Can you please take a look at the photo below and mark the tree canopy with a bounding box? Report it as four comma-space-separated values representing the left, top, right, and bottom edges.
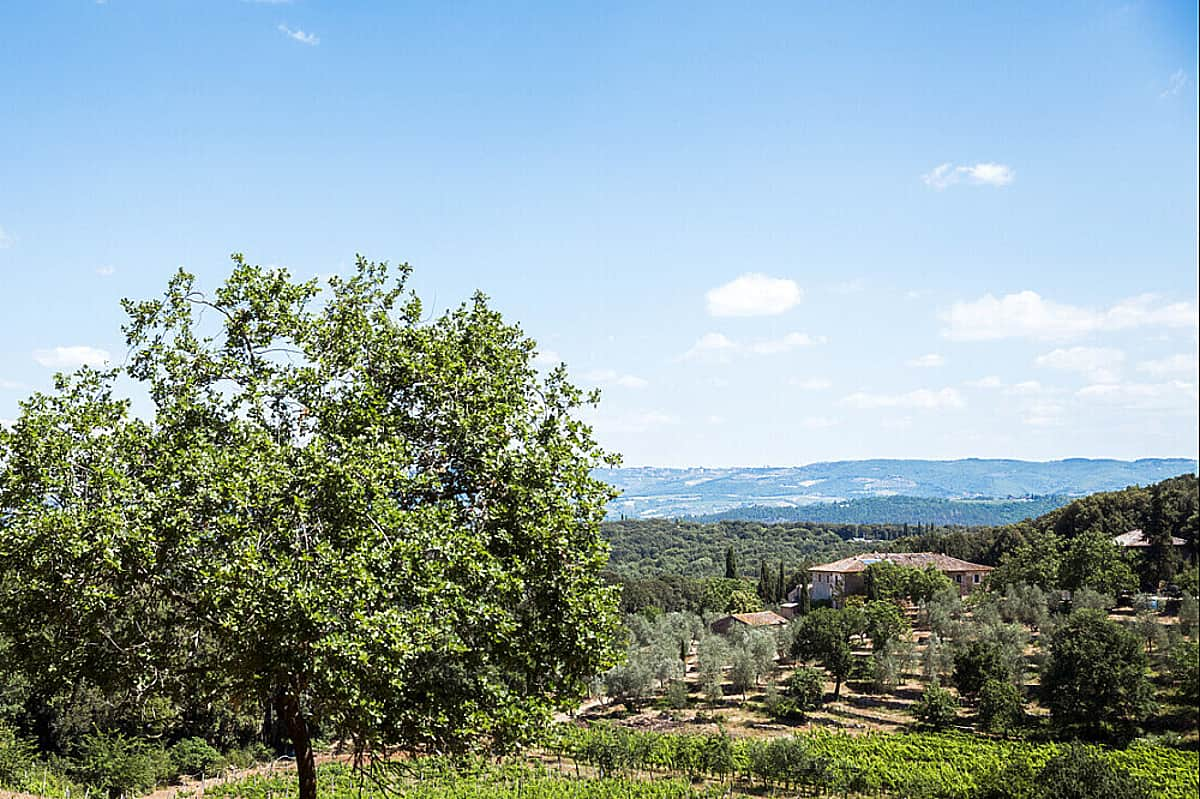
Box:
0, 258, 622, 799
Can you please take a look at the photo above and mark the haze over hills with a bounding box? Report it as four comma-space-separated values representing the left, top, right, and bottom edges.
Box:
599, 458, 1197, 522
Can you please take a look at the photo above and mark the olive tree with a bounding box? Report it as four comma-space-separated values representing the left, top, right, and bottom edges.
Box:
0, 258, 622, 799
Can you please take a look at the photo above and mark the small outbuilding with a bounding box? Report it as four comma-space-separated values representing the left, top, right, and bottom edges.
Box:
1112, 529, 1187, 548
710, 610, 789, 635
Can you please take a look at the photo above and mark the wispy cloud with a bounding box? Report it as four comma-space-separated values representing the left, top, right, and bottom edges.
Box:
941, 291, 1198, 341
682, 331, 821, 361
278, 24, 319, 46
746, 332, 819, 355
1160, 69, 1187, 99
800, 416, 839, 429
682, 333, 738, 361
1076, 380, 1198, 411
532, 349, 562, 368
790, 377, 833, 390
1035, 346, 1124, 383
1138, 353, 1198, 377
964, 375, 1003, 389
582, 369, 649, 389
96, 265, 115, 277
32, 345, 111, 369
0, 227, 13, 249
706, 273, 802, 317
842, 387, 965, 410
906, 353, 945, 368
1023, 401, 1065, 427
829, 278, 865, 295
922, 162, 1014, 189
592, 409, 681, 434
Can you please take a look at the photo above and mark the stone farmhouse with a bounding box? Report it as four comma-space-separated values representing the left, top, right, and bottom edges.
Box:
792, 552, 993, 607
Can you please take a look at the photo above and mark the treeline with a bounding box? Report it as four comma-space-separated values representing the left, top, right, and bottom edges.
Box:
602, 519, 928, 578
604, 475, 1198, 595
693, 494, 1073, 526
895, 474, 1198, 593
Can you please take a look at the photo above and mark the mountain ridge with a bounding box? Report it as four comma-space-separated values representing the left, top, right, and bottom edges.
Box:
599, 458, 1196, 521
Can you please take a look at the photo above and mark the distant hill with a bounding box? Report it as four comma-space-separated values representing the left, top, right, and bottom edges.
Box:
599, 458, 1196, 521
694, 495, 1073, 526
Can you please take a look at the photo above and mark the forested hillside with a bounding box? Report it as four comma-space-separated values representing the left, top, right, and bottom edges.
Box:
694, 494, 1072, 526
602, 518, 896, 578
603, 474, 1199, 589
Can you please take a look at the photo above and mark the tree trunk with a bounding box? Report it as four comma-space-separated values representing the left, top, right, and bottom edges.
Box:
278, 693, 317, 799
833, 676, 842, 699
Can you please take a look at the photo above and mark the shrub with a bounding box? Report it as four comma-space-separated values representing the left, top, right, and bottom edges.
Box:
1036, 744, 1151, 799
1165, 639, 1199, 704
665, 679, 689, 710
977, 679, 1024, 733
910, 684, 958, 729
224, 742, 273, 770
67, 731, 170, 799
169, 736, 225, 778
0, 724, 37, 785
953, 640, 1010, 697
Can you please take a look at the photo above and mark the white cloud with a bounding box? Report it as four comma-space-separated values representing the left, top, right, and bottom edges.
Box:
746, 332, 818, 355
906, 353, 945, 368
0, 227, 13, 249
1035, 346, 1125, 383
1161, 69, 1187, 99
1138, 353, 1198, 377
830, 278, 865, 295
941, 291, 1198, 341
1023, 402, 1065, 427
1006, 380, 1045, 396
800, 416, 839, 429
922, 162, 1014, 189
32, 346, 112, 369
1076, 381, 1198, 410
682, 332, 738, 361
965, 375, 1003, 389
682, 331, 820, 361
278, 24, 319, 45
96, 265, 115, 276
532, 349, 561, 368
582, 369, 649, 389
705, 273, 802, 317
790, 377, 833, 390
842, 387, 965, 410
595, 410, 681, 434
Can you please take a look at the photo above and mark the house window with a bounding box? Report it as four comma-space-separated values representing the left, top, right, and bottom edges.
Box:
954, 574, 962, 583
973, 574, 981, 584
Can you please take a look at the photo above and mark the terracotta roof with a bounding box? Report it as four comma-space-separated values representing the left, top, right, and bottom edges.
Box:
809, 552, 993, 574
728, 611, 789, 626
1113, 529, 1187, 547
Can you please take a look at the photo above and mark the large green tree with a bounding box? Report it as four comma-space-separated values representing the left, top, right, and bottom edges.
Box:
1041, 610, 1154, 740
0, 258, 622, 799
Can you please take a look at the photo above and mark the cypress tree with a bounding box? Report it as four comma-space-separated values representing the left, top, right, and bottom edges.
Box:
725, 546, 738, 579
777, 561, 786, 603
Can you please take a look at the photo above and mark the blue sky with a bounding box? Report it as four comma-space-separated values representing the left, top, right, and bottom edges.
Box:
1, 1, 1196, 466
